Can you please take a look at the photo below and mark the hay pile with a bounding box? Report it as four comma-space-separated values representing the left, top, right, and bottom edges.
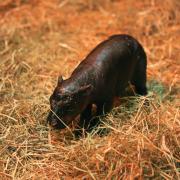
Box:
0, 0, 179, 179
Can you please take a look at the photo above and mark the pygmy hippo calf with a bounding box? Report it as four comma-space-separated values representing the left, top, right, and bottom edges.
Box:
47, 34, 147, 133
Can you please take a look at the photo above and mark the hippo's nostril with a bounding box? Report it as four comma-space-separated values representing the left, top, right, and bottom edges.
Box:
51, 119, 58, 126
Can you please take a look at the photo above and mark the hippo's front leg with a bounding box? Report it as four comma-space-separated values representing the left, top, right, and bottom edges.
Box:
79, 104, 93, 129
74, 104, 92, 137
86, 99, 114, 132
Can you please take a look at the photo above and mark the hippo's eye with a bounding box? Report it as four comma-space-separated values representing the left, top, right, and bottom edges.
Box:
62, 105, 73, 114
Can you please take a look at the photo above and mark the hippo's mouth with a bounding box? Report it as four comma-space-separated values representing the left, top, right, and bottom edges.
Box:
47, 111, 75, 129
51, 119, 67, 129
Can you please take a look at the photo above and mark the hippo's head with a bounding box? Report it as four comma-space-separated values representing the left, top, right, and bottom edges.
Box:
47, 76, 93, 129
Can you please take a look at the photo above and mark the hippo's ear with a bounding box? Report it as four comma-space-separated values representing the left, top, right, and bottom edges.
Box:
57, 76, 64, 86
76, 84, 93, 97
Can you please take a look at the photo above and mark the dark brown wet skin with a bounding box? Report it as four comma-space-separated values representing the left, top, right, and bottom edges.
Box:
48, 34, 147, 132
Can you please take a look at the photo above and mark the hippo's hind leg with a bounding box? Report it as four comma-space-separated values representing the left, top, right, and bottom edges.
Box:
131, 48, 147, 96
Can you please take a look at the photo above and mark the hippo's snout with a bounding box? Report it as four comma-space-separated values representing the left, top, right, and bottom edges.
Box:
47, 111, 67, 129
